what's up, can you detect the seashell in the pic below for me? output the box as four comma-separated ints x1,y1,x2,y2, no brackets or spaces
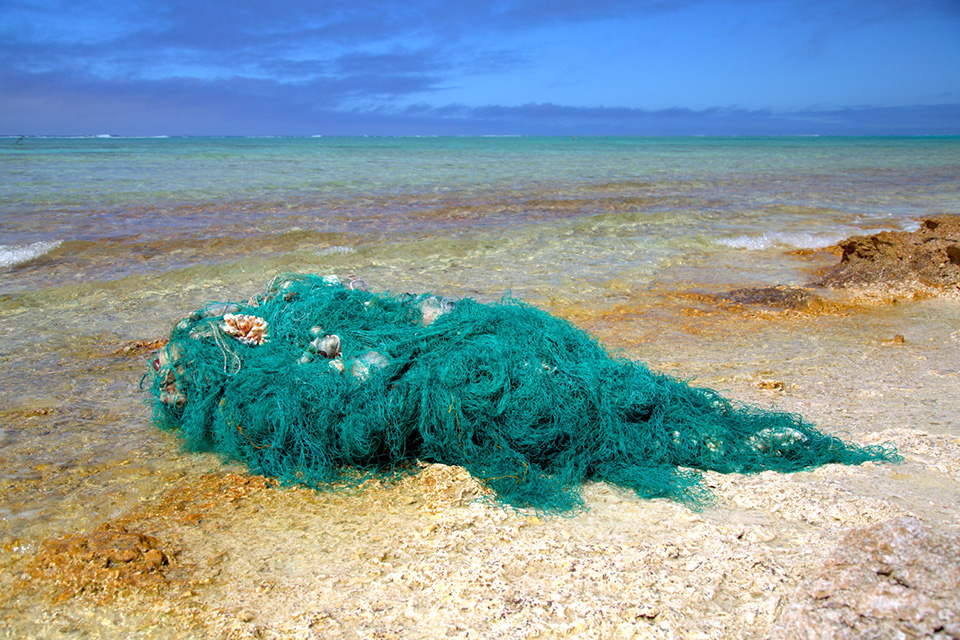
350,351,389,382
321,274,342,287
329,358,345,372
153,342,181,371
159,388,186,407
346,274,368,291
309,325,324,337
419,296,456,326
154,344,186,406
351,361,371,381
221,313,269,346
747,427,808,453
309,334,341,358
189,321,214,340
176,315,197,332
298,353,313,365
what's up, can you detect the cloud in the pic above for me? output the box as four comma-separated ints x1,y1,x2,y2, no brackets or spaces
394,102,960,135
0,1,552,112
3,65,957,137
2,0,959,135
0,0,659,77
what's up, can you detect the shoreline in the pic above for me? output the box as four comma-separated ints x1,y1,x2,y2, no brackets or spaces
2,223,960,639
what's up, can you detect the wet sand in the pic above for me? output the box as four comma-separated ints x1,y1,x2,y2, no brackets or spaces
2,278,960,639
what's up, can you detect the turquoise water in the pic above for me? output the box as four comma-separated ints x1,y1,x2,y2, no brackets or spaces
1,136,959,541
3,136,958,299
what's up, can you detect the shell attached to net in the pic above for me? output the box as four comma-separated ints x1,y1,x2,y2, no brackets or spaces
419,296,456,326
309,334,341,358
221,313,269,346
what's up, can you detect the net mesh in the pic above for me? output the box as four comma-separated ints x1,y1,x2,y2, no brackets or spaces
148,273,899,513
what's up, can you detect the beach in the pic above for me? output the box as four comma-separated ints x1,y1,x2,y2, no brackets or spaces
1,137,959,639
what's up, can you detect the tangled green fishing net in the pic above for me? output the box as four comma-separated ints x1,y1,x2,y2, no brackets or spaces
148,273,898,513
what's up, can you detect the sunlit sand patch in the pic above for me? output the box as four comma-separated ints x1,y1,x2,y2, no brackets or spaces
772,516,960,640
704,469,910,528
870,428,960,480
0,462,857,639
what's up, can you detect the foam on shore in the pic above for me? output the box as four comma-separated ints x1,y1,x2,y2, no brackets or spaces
0,240,62,269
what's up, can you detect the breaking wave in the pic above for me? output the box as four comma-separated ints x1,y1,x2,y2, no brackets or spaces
0,240,62,268
318,245,356,256
716,231,849,251
717,227,900,251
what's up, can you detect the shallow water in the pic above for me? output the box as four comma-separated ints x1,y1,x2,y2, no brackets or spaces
1,137,959,546
3,137,960,531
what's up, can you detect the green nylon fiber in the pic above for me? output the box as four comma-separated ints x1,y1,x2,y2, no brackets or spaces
149,273,899,513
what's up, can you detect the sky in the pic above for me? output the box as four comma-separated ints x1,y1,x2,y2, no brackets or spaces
2,0,959,136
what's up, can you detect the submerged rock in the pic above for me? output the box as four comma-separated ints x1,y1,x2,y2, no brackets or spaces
27,522,174,603
718,285,825,311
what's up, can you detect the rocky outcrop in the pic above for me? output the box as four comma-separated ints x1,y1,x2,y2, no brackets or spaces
771,517,960,639
817,216,960,291
27,522,174,603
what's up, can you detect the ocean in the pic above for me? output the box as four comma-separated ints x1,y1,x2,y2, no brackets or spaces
1,135,959,541
5,136,959,297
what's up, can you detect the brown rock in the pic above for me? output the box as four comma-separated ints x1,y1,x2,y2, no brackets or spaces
719,285,823,310
143,548,167,569
112,338,168,356
27,522,176,602
817,215,960,291
756,380,785,391
107,548,139,564
771,517,960,639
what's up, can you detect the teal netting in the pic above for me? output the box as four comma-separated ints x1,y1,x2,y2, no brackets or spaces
149,273,899,513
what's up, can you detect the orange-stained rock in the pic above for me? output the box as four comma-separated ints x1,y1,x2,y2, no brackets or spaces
28,522,174,602
817,215,960,291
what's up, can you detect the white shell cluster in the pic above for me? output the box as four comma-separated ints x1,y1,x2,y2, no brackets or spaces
221,313,269,346
309,333,341,358
419,295,456,326
747,427,808,453
297,325,388,381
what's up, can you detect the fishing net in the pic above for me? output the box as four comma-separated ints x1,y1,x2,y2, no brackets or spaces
148,273,899,513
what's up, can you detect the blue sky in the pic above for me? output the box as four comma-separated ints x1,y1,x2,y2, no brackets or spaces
2,0,959,135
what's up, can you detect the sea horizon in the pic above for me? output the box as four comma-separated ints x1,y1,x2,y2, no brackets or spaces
5,133,960,139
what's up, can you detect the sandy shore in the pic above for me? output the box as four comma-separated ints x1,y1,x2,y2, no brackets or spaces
2,255,960,639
